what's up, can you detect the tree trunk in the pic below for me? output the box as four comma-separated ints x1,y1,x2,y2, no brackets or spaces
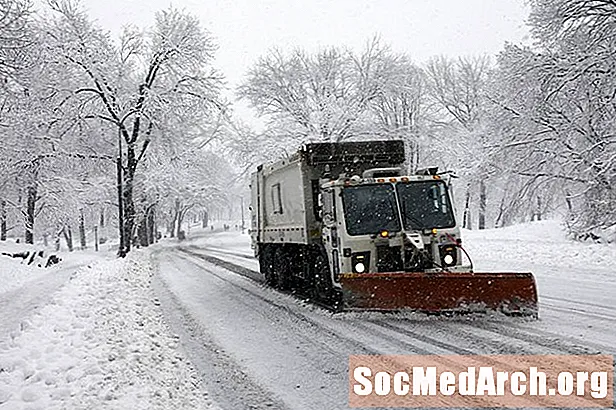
169,208,177,238
172,198,182,238
202,210,208,228
25,185,36,244
79,209,86,250
169,219,176,238
176,210,184,239
137,211,148,247
536,196,542,221
564,190,573,214
117,156,125,256
462,188,472,230
63,226,73,252
494,193,506,228
122,146,137,254
478,180,486,230
99,208,105,227
147,207,155,245
1,199,6,241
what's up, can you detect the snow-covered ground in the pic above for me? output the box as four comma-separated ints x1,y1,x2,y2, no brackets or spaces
154,219,615,409
0,246,213,410
0,220,613,409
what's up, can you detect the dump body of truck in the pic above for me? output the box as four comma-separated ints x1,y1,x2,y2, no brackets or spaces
250,140,538,316
250,140,405,246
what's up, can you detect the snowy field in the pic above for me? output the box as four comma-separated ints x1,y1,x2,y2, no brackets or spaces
0,220,614,409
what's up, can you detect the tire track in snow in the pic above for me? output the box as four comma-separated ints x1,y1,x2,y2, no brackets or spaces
464,321,601,355
345,320,446,355
181,248,262,281
180,247,612,357
366,320,476,355
166,251,389,409
541,302,616,322
177,249,378,356
152,258,286,410
541,295,614,311
187,245,255,261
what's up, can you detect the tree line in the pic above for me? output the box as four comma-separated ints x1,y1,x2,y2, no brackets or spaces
1,0,614,254
0,0,235,254
235,0,616,241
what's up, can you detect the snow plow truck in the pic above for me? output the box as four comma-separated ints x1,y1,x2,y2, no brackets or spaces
249,140,538,316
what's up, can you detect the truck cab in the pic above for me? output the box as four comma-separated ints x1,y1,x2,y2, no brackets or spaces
319,167,469,289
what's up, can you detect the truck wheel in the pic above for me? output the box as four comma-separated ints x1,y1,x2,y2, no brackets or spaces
311,250,343,310
260,247,277,286
312,251,331,298
274,247,291,290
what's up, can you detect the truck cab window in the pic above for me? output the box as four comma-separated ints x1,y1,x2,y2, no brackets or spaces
396,181,455,230
342,184,401,236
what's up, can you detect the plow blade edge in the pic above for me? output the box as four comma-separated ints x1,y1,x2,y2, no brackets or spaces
338,271,538,316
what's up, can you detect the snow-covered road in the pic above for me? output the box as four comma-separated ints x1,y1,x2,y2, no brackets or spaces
153,220,616,410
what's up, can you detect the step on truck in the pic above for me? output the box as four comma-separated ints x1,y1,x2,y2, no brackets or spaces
249,140,538,315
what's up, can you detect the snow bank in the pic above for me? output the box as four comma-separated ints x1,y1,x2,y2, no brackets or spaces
462,219,615,273
0,241,105,295
189,230,252,252
0,251,213,410
0,242,60,295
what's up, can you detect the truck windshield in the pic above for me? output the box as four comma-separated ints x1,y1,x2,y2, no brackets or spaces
396,181,455,230
342,184,401,236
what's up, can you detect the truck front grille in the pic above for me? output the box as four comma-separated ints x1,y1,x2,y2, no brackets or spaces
376,246,403,272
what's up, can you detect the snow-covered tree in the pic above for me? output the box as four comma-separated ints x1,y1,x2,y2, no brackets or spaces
238,38,399,148
492,0,616,239
0,0,32,81
45,2,224,254
424,55,494,229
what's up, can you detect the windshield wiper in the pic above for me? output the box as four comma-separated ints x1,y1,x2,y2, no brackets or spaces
402,213,424,231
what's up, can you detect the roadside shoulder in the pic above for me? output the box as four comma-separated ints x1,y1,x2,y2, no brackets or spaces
0,250,213,410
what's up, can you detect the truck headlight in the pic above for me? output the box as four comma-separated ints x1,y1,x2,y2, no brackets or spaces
439,245,457,267
351,252,370,273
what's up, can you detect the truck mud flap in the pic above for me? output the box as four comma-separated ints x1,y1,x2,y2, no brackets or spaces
338,271,538,316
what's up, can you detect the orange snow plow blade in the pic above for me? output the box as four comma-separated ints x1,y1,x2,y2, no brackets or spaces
338,271,538,316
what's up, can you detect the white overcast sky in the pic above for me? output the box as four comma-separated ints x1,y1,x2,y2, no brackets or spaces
78,0,531,122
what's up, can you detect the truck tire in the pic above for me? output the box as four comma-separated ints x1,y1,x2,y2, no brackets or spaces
310,248,343,310
311,250,331,297
274,247,291,290
259,246,277,286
